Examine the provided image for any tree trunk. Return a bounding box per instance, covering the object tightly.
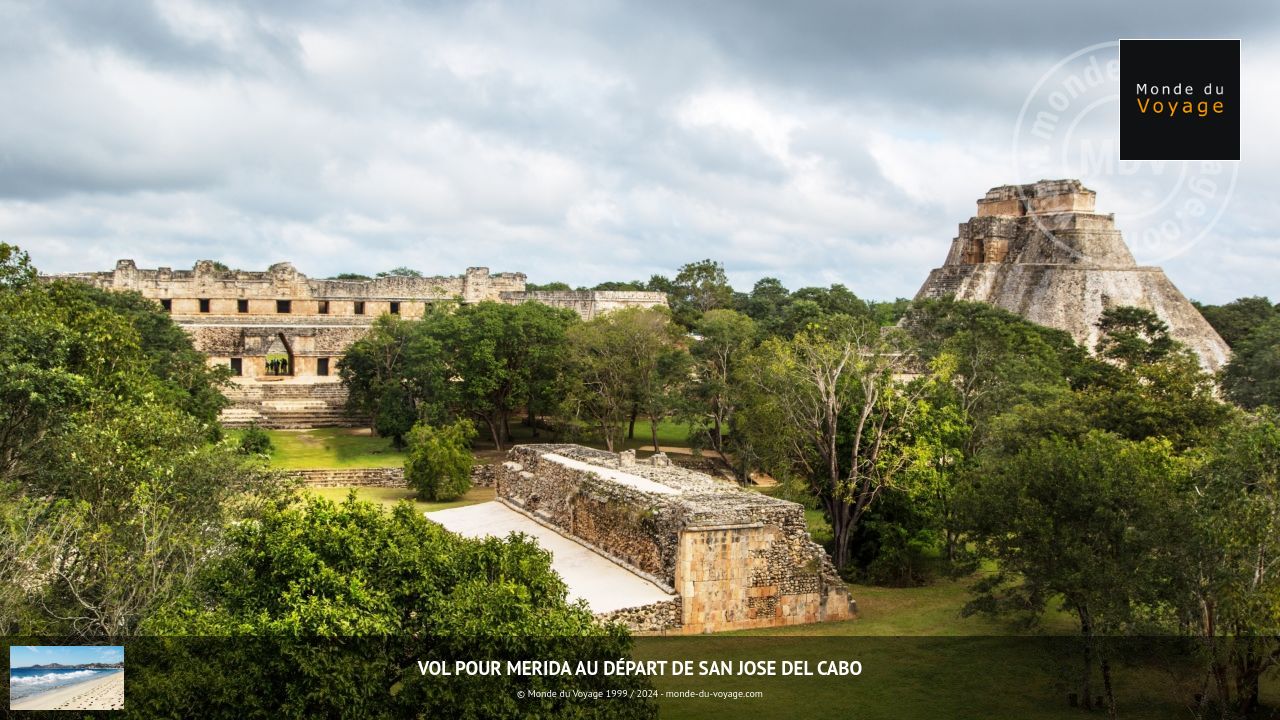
[502,411,511,445]
[628,405,638,440]
[826,496,853,571]
[486,418,503,451]
[1232,634,1262,716]
[650,418,660,454]
[1102,654,1116,720]
[601,419,615,453]
[527,404,539,438]
[1079,606,1095,711]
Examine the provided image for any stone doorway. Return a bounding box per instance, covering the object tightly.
[265,333,293,376]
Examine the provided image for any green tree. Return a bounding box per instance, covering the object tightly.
[592,280,648,291]
[900,299,1083,566]
[960,430,1182,714]
[667,259,734,327]
[1195,296,1278,348]
[736,315,933,570]
[742,277,791,337]
[687,309,757,459]
[433,302,576,449]
[143,495,655,719]
[404,419,477,501]
[1162,410,1280,716]
[1221,314,1280,410]
[1083,307,1228,449]
[563,307,684,452]
[339,314,422,443]
[375,384,418,448]
[0,244,285,639]
[526,281,573,291]
[376,266,423,278]
[341,303,576,449]
[238,423,273,456]
[1095,306,1175,368]
[868,297,912,326]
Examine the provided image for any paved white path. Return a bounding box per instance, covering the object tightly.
[425,501,673,613]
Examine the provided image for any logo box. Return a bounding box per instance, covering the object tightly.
[1120,39,1240,160]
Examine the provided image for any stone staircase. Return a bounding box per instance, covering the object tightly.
[219,381,368,429]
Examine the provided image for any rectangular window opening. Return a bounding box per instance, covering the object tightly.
[237,299,249,313]
[277,300,292,314]
[354,301,365,315]
[199,298,211,313]
[317,358,330,376]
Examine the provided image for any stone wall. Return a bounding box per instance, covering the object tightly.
[499,290,668,320]
[597,598,683,633]
[288,467,406,487]
[496,444,854,634]
[285,463,496,489]
[47,260,669,390]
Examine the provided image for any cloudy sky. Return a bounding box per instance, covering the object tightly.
[2,1,1276,302]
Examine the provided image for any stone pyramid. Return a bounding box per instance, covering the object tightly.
[914,179,1230,371]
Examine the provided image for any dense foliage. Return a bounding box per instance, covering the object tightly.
[405,419,477,501]
[0,243,285,639]
[139,494,655,719]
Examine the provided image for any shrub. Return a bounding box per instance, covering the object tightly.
[404,419,476,501]
[238,423,273,456]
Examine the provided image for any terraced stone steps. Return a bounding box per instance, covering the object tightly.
[219,381,367,429]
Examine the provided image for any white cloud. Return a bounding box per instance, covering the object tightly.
[0,2,1275,302]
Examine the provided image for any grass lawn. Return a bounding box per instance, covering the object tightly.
[232,427,406,470]
[252,419,699,470]
[636,487,1252,719]
[639,574,1260,719]
[307,485,495,514]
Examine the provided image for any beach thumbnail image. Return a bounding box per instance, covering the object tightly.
[9,645,124,711]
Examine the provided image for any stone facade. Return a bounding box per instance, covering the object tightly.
[914,180,1230,372]
[49,260,667,426]
[496,444,854,634]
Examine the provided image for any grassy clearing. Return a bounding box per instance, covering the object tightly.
[247,419,699,470]
[231,427,405,470]
[306,485,495,514]
[641,574,1266,719]
[635,487,1224,718]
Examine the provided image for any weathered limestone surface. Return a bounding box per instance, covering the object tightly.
[914,180,1230,372]
[287,467,406,487]
[286,463,495,488]
[496,444,854,634]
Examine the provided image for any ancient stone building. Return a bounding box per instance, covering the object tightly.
[914,180,1230,371]
[50,260,667,427]
[428,444,856,634]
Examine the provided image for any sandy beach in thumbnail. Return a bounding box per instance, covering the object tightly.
[10,670,123,711]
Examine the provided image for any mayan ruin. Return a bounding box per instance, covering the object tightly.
[428,444,855,634]
[914,179,1231,371]
[47,260,667,428]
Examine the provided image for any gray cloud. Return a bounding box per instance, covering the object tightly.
[1,0,1276,302]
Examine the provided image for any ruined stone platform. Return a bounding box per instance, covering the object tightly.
[428,444,855,634]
